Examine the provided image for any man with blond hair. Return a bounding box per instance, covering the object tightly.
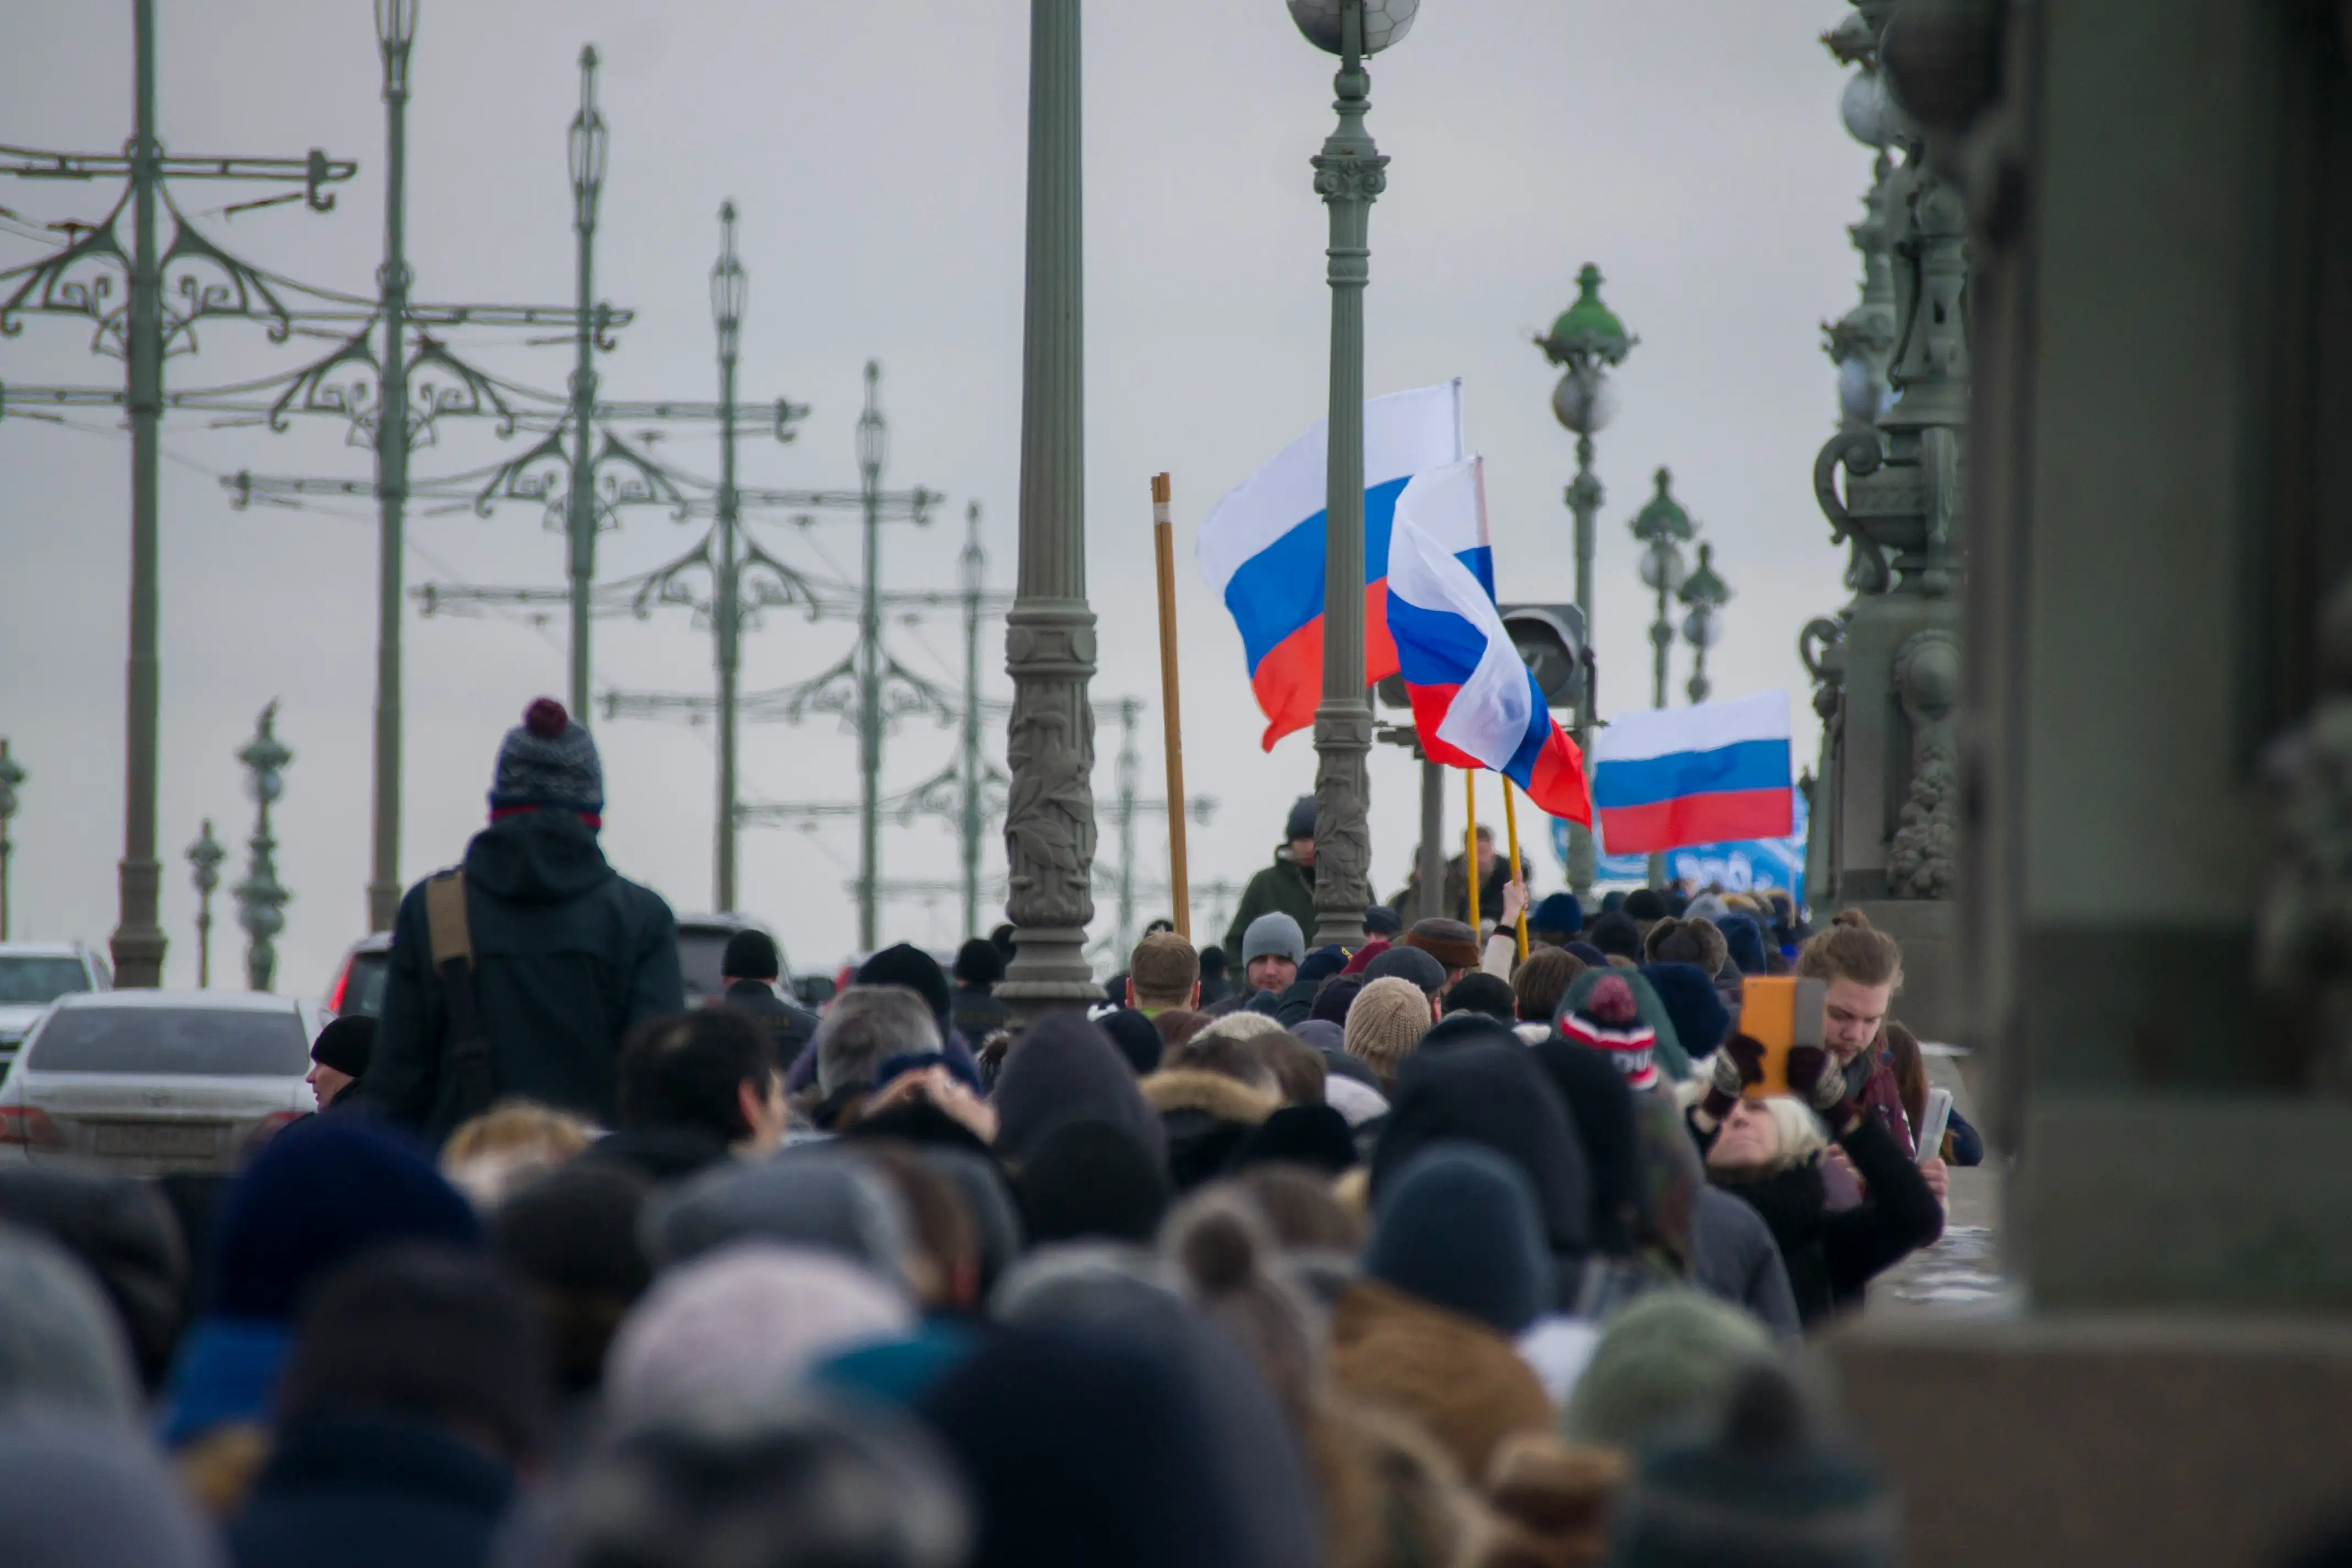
[1126,930,1201,1014]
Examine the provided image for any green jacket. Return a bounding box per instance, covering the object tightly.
[1224,848,1320,957]
[363,810,683,1144]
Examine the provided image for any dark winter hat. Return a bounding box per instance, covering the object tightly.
[1295,945,1349,989]
[493,1162,652,1394]
[1530,892,1585,937]
[645,1152,911,1280]
[1562,1289,1778,1451]
[1608,1360,1896,1568]
[1015,1120,1171,1245]
[1621,889,1668,923]
[953,937,1005,987]
[1242,912,1306,966]
[857,944,954,1033]
[1441,972,1516,1022]
[1716,913,1770,977]
[993,1012,1169,1169]
[1558,973,1659,1091]
[1365,1142,1552,1336]
[1284,794,1317,841]
[1589,912,1644,961]
[489,696,603,814]
[1095,1008,1165,1076]
[307,1014,375,1079]
[208,1117,481,1321]
[279,1244,552,1459]
[1308,974,1363,1026]
[1371,1041,1593,1260]
[1528,1038,1643,1257]
[1362,906,1403,937]
[1404,917,1480,971]
[721,928,781,982]
[1363,943,1448,997]
[1644,916,1729,977]
[1600,891,1628,916]
[1642,962,1733,1061]
[1226,1102,1358,1175]
[1566,940,1608,967]
[0,1166,188,1392]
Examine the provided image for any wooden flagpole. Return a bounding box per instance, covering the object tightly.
[1463,770,1480,932]
[1501,778,1529,963]
[1151,473,1191,940]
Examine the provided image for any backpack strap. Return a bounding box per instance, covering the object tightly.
[423,869,496,1119]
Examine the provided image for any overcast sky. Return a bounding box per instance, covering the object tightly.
[1,0,1867,989]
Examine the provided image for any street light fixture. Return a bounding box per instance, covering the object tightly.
[565,45,611,720]
[233,704,292,994]
[1678,541,1730,704]
[0,741,22,941]
[1537,262,1634,900]
[186,820,225,989]
[1289,0,1419,949]
[1630,469,1694,887]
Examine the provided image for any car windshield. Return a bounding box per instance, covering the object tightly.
[28,1007,309,1076]
[0,956,92,1007]
[677,930,732,1004]
[339,951,390,1017]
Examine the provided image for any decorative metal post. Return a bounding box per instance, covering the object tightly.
[565,45,608,720]
[1678,542,1730,704]
[367,0,417,934]
[710,202,746,912]
[1293,0,1419,949]
[110,0,169,988]
[854,362,890,950]
[186,820,224,989]
[960,502,986,941]
[233,705,292,994]
[1631,469,1694,888]
[1537,262,1633,902]
[0,741,21,941]
[997,0,1103,1014]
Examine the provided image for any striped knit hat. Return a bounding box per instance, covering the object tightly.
[488,698,603,815]
[1557,973,1658,1091]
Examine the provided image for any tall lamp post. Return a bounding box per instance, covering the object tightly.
[1678,542,1730,704]
[709,202,747,912]
[233,705,292,993]
[565,45,610,721]
[1537,262,1633,902]
[1290,0,1420,949]
[368,0,416,935]
[186,821,224,989]
[0,741,21,941]
[1631,468,1695,887]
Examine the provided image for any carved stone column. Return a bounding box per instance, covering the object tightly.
[996,0,1102,1015]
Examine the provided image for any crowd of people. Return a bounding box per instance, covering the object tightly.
[0,706,1976,1567]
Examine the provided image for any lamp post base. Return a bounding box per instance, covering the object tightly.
[109,857,167,988]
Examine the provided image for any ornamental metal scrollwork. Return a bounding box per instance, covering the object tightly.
[1814,428,1892,595]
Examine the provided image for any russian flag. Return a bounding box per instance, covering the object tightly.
[1593,692,1794,854]
[1385,459,1592,825]
[1199,382,1465,749]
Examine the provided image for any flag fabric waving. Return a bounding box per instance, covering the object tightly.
[1592,692,1794,854]
[1384,458,1593,825]
[1198,382,1464,749]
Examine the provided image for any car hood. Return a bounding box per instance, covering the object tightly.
[0,1005,46,1038]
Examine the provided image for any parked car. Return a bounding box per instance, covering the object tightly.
[323,932,393,1018]
[0,990,320,1174]
[0,941,111,1083]
[674,914,787,1010]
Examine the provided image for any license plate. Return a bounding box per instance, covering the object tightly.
[91,1121,220,1158]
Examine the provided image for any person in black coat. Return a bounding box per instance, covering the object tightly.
[1684,1037,1944,1326]
[715,928,818,1075]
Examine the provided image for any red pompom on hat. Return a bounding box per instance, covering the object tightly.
[522,697,570,738]
[489,697,602,815]
[1558,973,1658,1090]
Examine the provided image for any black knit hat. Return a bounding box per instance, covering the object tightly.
[308,1014,375,1078]
[488,697,603,814]
[1285,795,1317,841]
[857,943,954,1033]
[721,928,781,982]
[1016,1120,1170,1245]
[1611,1362,1897,1568]
[953,938,1005,987]
[279,1243,552,1460]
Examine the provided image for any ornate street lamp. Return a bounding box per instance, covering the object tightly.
[233,705,293,993]
[1631,469,1695,889]
[1537,263,1633,900]
[1822,9,1898,434]
[186,820,225,989]
[368,0,418,935]
[565,45,611,721]
[0,741,23,941]
[1289,0,1421,949]
[1678,542,1730,705]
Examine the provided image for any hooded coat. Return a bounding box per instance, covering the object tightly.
[1224,847,1320,960]
[1139,1070,1280,1192]
[364,811,683,1144]
[991,1014,1170,1171]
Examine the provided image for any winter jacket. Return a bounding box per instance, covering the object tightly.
[1328,1278,1555,1487]
[1224,848,1320,957]
[1843,1043,1917,1158]
[1686,1186,1803,1337]
[950,982,1010,1044]
[1139,1069,1278,1192]
[228,1415,515,1568]
[1696,1109,1945,1326]
[363,810,683,1144]
[718,979,818,1076]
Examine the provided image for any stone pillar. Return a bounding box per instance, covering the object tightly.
[997,0,1102,1016]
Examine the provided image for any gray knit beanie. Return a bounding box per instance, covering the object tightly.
[0,1227,140,1419]
[1242,912,1306,966]
[489,697,604,814]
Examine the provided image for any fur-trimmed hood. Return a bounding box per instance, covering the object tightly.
[1140,1069,1280,1127]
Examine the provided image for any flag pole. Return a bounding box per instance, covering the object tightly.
[1501,777,1529,964]
[1151,473,1191,941]
[1463,770,1480,932]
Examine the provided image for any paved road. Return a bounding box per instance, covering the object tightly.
[1869,1047,2014,1317]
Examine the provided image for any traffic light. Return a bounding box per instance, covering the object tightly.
[1498,602,1589,711]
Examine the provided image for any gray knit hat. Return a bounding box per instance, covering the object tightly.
[489,697,604,814]
[1242,912,1306,966]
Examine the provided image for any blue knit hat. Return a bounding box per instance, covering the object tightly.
[488,697,603,814]
[1716,913,1770,976]
[1529,892,1585,936]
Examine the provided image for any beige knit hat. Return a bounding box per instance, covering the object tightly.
[1344,976,1433,1083]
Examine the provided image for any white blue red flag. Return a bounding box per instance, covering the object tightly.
[1384,458,1592,824]
[1593,692,1794,854]
[1197,382,1464,749]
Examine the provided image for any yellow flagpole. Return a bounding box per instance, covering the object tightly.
[1150,473,1191,940]
[1463,770,1480,932]
[1502,778,1529,964]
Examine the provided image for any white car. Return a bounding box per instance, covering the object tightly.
[0,990,322,1174]
[0,941,111,1082]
